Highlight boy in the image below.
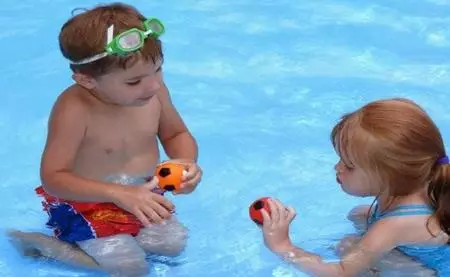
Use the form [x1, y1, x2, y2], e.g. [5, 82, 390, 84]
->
[9, 3, 202, 276]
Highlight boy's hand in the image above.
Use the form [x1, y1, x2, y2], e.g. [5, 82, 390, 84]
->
[261, 198, 296, 254]
[112, 177, 175, 226]
[162, 159, 202, 194]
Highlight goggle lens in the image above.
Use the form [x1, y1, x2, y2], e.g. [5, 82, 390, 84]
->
[118, 32, 142, 50]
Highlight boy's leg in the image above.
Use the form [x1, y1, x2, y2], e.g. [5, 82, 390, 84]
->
[136, 218, 188, 257]
[7, 230, 98, 268]
[77, 234, 149, 277]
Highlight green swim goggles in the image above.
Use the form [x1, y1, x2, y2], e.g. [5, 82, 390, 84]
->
[72, 18, 164, 65]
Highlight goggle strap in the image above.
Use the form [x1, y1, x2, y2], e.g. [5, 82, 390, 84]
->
[71, 53, 108, 65]
[107, 24, 114, 44]
[70, 25, 115, 65]
[69, 20, 163, 65]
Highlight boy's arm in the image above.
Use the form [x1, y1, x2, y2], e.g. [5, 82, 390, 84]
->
[40, 93, 122, 202]
[156, 82, 198, 162]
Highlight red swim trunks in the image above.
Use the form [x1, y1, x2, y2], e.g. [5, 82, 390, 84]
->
[36, 186, 144, 243]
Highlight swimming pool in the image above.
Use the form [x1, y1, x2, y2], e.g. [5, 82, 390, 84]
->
[1, 0, 450, 276]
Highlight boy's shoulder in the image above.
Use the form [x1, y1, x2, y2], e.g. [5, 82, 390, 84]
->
[57, 83, 101, 107]
[58, 84, 90, 103]
[51, 84, 93, 118]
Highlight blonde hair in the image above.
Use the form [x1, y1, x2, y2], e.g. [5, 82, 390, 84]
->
[331, 98, 450, 235]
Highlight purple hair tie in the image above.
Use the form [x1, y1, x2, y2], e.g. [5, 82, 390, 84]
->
[437, 156, 449, 165]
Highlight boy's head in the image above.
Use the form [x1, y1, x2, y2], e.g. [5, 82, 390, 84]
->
[59, 3, 163, 77]
[59, 3, 164, 106]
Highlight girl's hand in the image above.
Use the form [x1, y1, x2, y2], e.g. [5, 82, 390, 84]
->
[261, 198, 296, 253]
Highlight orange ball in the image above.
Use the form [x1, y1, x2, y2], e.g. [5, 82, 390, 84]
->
[154, 162, 187, 192]
[249, 197, 271, 225]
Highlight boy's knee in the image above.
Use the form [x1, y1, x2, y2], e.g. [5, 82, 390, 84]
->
[101, 249, 149, 276]
[155, 221, 188, 257]
[109, 258, 150, 277]
[163, 226, 188, 256]
[78, 234, 149, 276]
[137, 220, 189, 257]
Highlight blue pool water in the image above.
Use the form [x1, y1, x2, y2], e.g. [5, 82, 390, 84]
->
[1, 0, 450, 276]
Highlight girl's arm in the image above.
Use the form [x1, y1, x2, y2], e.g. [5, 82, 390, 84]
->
[347, 205, 372, 233]
[262, 199, 400, 277]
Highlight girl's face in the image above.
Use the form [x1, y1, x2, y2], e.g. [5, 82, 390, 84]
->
[334, 159, 376, 197]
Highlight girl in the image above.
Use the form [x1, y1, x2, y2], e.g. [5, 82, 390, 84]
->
[260, 98, 450, 276]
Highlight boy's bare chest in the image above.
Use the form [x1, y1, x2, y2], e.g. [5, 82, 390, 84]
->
[82, 107, 160, 157]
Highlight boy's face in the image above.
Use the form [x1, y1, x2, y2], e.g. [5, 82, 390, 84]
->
[76, 58, 163, 106]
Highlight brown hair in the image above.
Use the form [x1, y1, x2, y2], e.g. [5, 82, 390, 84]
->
[331, 98, 450, 236]
[59, 3, 163, 77]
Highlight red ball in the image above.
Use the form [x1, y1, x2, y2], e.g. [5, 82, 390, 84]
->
[249, 197, 271, 225]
